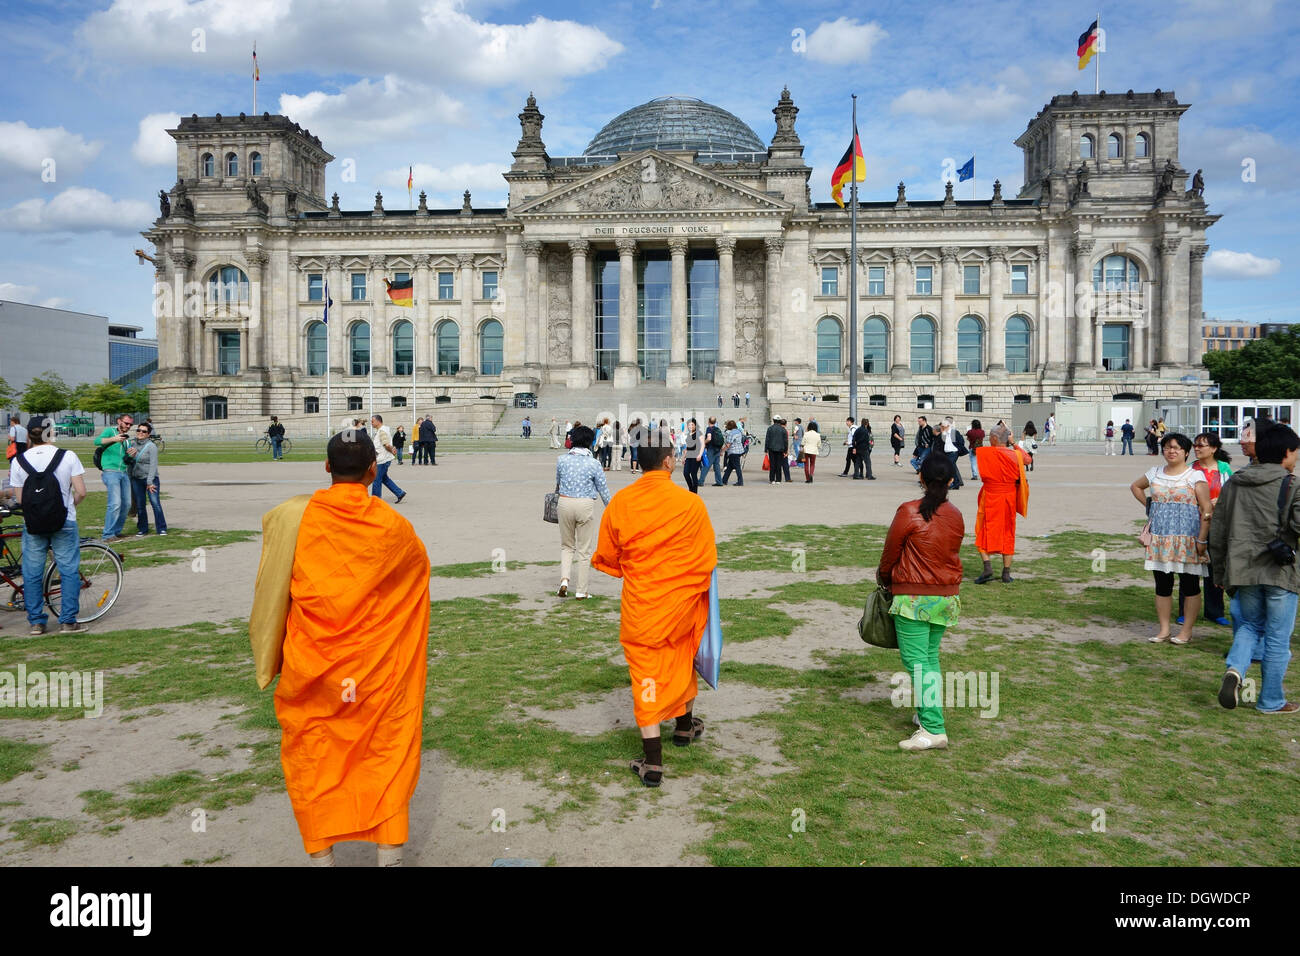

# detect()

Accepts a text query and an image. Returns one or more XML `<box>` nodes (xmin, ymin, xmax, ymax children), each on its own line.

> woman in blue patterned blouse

<box><xmin>556</xmin><ymin>425</ymin><xmax>612</xmax><ymax>599</ymax></box>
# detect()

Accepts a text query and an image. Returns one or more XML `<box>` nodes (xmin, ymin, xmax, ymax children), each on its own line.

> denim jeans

<box><xmin>1225</xmin><ymin>586</ymin><xmax>1296</xmax><ymax>712</ymax></box>
<box><xmin>371</xmin><ymin>461</ymin><xmax>404</xmax><ymax>499</ymax></box>
<box><xmin>1122</xmin><ymin>437</ymin><xmax>1134</xmax><ymax>455</ymax></box>
<box><xmin>101</xmin><ymin>470</ymin><xmax>130</xmax><ymax>539</ymax></box>
<box><xmin>130</xmin><ymin>476</ymin><xmax>167</xmax><ymax>534</ymax></box>
<box><xmin>969</xmin><ymin>449</ymin><xmax>980</xmax><ymax>480</ymax></box>
<box><xmin>270</xmin><ymin>435</ymin><xmax>283</xmax><ymax>460</ymax></box>
<box><xmin>709</xmin><ymin>451</ymin><xmax>724</xmax><ymax>484</ymax></box>
<box><xmin>22</xmin><ymin>518</ymin><xmax>80</xmax><ymax>626</ymax></box>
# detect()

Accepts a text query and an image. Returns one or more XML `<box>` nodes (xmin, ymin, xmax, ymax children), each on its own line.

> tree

<box><xmin>68</xmin><ymin>382</ymin><xmax>93</xmax><ymax>415</ymax></box>
<box><xmin>18</xmin><ymin>371</ymin><xmax>71</xmax><ymax>415</ymax></box>
<box><xmin>1203</xmin><ymin>326</ymin><xmax>1300</xmax><ymax>399</ymax></box>
<box><xmin>79</xmin><ymin>380</ymin><xmax>131</xmax><ymax>417</ymax></box>
<box><xmin>0</xmin><ymin>375</ymin><xmax>17</xmax><ymax>410</ymax></box>
<box><xmin>125</xmin><ymin>383</ymin><xmax>151</xmax><ymax>415</ymax></box>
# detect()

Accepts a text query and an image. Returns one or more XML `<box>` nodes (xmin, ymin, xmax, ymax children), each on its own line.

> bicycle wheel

<box><xmin>44</xmin><ymin>542</ymin><xmax>124</xmax><ymax>624</ymax></box>
<box><xmin>154</xmin><ymin>438</ymin><xmax>166</xmax><ymax>455</ymax></box>
<box><xmin>281</xmin><ymin>438</ymin><xmax>293</xmax><ymax>455</ymax></box>
<box><xmin>255</xmin><ymin>437</ymin><xmax>270</xmax><ymax>453</ymax></box>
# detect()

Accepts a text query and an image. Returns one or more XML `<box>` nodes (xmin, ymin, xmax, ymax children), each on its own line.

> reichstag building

<box><xmin>145</xmin><ymin>87</ymin><xmax>1217</xmax><ymax>423</ymax></box>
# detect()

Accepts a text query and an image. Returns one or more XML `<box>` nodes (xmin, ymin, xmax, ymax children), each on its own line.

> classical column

<box><xmin>523</xmin><ymin>240</ymin><xmax>543</xmax><ymax>371</ymax></box>
<box><xmin>987</xmin><ymin>246</ymin><xmax>1007</xmax><ymax>371</ymax></box>
<box><xmin>325</xmin><ymin>256</ymin><xmax>344</xmax><ymax>374</ymax></box>
<box><xmin>1042</xmin><ymin>244</ymin><xmax>1064</xmax><ymax>370</ymax></box>
<box><xmin>714</xmin><ymin>236</ymin><xmax>737</xmax><ymax>386</ymax></box>
<box><xmin>613</xmin><ymin>238</ymin><xmax>639</xmax><ymax>388</ymax></box>
<box><xmin>891</xmin><ymin>247</ymin><xmax>911</xmax><ymax>373</ymax></box>
<box><xmin>244</xmin><ymin>249</ymin><xmax>267</xmax><ymax>377</ymax></box>
<box><xmin>762</xmin><ymin>237</ymin><xmax>786</xmax><ymax>381</ymax></box>
<box><xmin>667</xmin><ymin>238</ymin><xmax>691</xmax><ymax>388</ymax></box>
<box><xmin>367</xmin><ymin>254</ymin><xmax>388</xmax><ymax>376</ymax></box>
<box><xmin>1188</xmin><ymin>244</ymin><xmax>1208</xmax><ymax>366</ymax></box>
<box><xmin>1070</xmin><ymin>237</ymin><xmax>1095</xmax><ymax>374</ymax></box>
<box><xmin>279</xmin><ymin>254</ymin><xmax>298</xmax><ymax>380</ymax></box>
<box><xmin>567</xmin><ymin>240</ymin><xmax>592</xmax><ymax>388</ymax></box>
<box><xmin>413</xmin><ymin>254</ymin><xmax>433</xmax><ymax>375</ymax></box>
<box><xmin>939</xmin><ymin>246</ymin><xmax>959</xmax><ymax>376</ymax></box>
<box><xmin>457</xmin><ymin>253</ymin><xmax>476</xmax><ymax>377</ymax></box>
<box><xmin>1158</xmin><ymin>237</ymin><xmax>1182</xmax><ymax>367</ymax></box>
<box><xmin>167</xmin><ymin>251</ymin><xmax>195</xmax><ymax>376</ymax></box>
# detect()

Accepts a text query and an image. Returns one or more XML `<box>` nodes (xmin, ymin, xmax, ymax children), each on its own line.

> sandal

<box><xmin>1148</xmin><ymin>633</ymin><xmax>1171</xmax><ymax>643</ymax></box>
<box><xmin>672</xmin><ymin>717</ymin><xmax>705</xmax><ymax>748</ymax></box>
<box><xmin>1170</xmin><ymin>635</ymin><xmax>1191</xmax><ymax>645</ymax></box>
<box><xmin>629</xmin><ymin>757</ymin><xmax>663</xmax><ymax>787</ymax></box>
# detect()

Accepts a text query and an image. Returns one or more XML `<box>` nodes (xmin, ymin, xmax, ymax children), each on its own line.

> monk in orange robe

<box><xmin>973</xmin><ymin>425</ymin><xmax>1029</xmax><ymax>584</ymax></box>
<box><xmin>250</xmin><ymin>429</ymin><xmax>430</xmax><ymax>866</ymax></box>
<box><xmin>592</xmin><ymin>426</ymin><xmax>717</xmax><ymax>787</ymax></box>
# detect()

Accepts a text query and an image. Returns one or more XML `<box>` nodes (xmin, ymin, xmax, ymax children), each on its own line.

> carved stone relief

<box><xmin>734</xmin><ymin>247</ymin><xmax>765</xmax><ymax>364</ymax></box>
<box><xmin>546</xmin><ymin>250</ymin><xmax>572</xmax><ymax>365</ymax></box>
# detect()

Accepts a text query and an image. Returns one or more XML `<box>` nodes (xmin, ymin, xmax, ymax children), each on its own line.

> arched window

<box><xmin>479</xmin><ymin>319</ymin><xmax>503</xmax><ymax>376</ymax></box>
<box><xmin>436</xmin><ymin>321</ymin><xmax>460</xmax><ymax>375</ymax></box>
<box><xmin>225</xmin><ymin>152</ymin><xmax>239</xmax><ymax>177</ymax></box>
<box><xmin>957</xmin><ymin>315</ymin><xmax>984</xmax><ymax>373</ymax></box>
<box><xmin>1093</xmin><ymin>254</ymin><xmax>1141</xmax><ymax>292</ymax></box>
<box><xmin>1107</xmin><ymin>133</ymin><xmax>1123</xmax><ymax>158</ymax></box>
<box><xmin>201</xmin><ymin>152</ymin><xmax>214</xmax><ymax>176</ymax></box>
<box><xmin>392</xmin><ymin>320</ymin><xmax>413</xmax><ymax>375</ymax></box>
<box><xmin>1136</xmin><ymin>132</ymin><xmax>1150</xmax><ymax>158</ymax></box>
<box><xmin>910</xmin><ymin>316</ymin><xmax>936</xmax><ymax>373</ymax></box>
<box><xmin>250</xmin><ymin>152</ymin><xmax>263</xmax><ymax>176</ymax></box>
<box><xmin>862</xmin><ymin>316</ymin><xmax>888</xmax><ymax>373</ymax></box>
<box><xmin>1080</xmin><ymin>134</ymin><xmax>1095</xmax><ymax>159</ymax></box>
<box><xmin>1005</xmin><ymin>315</ymin><xmax>1032</xmax><ymax>373</ymax></box>
<box><xmin>816</xmin><ymin>317</ymin><xmax>842</xmax><ymax>374</ymax></box>
<box><xmin>306</xmin><ymin>321</ymin><xmax>327</xmax><ymax>376</ymax></box>
<box><xmin>349</xmin><ymin>322</ymin><xmax>370</xmax><ymax>376</ymax></box>
<box><xmin>208</xmin><ymin>266</ymin><xmax>249</xmax><ymax>304</ymax></box>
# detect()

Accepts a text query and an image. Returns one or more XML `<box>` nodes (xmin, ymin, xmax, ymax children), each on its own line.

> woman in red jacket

<box><xmin>876</xmin><ymin>453</ymin><xmax>967</xmax><ymax>751</ymax></box>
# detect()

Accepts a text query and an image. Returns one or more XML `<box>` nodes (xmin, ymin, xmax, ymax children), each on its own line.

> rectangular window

<box><xmin>1101</xmin><ymin>324</ymin><xmax>1131</xmax><ymax>371</ymax></box>
<box><xmin>347</xmin><ymin>396</ymin><xmax>363</xmax><ymax>411</ymax></box>
<box><xmin>217</xmin><ymin>331</ymin><xmax>240</xmax><ymax>375</ymax></box>
<box><xmin>351</xmin><ymin>273</ymin><xmax>366</xmax><ymax>301</ymax></box>
<box><xmin>963</xmin><ymin>265</ymin><xmax>981</xmax><ymax>295</ymax></box>
<box><xmin>869</xmin><ymin>394</ymin><xmax>887</xmax><ymax>406</ymax></box>
<box><xmin>203</xmin><ymin>396</ymin><xmax>227</xmax><ymax>420</ymax></box>
<box><xmin>868</xmin><ymin>266</ymin><xmax>885</xmax><ymax>296</ymax></box>
<box><xmin>821</xmin><ymin>266</ymin><xmax>838</xmax><ymax>297</ymax></box>
<box><xmin>394</xmin><ymin>271</ymin><xmax>410</xmax><ymax>285</ymax></box>
<box><xmin>593</xmin><ymin>255</ymin><xmax>620</xmax><ymax>381</ymax></box>
<box><xmin>308</xmin><ymin>273</ymin><xmax>323</xmax><ymax>302</ymax></box>
<box><xmin>915</xmin><ymin>265</ymin><xmax>933</xmax><ymax>296</ymax></box>
<box><xmin>965</xmin><ymin>395</ymin><xmax>984</xmax><ymax>413</ymax></box>
<box><xmin>1010</xmin><ymin>264</ymin><xmax>1029</xmax><ymax>295</ymax></box>
<box><xmin>304</xmin><ymin>396</ymin><xmax>319</xmax><ymax>414</ymax></box>
<box><xmin>438</xmin><ymin>272</ymin><xmax>455</xmax><ymax>300</ymax></box>
<box><xmin>482</xmin><ymin>271</ymin><xmax>498</xmax><ymax>300</ymax></box>
<box><xmin>391</xmin><ymin>395</ymin><xmax>407</xmax><ymax>408</ymax></box>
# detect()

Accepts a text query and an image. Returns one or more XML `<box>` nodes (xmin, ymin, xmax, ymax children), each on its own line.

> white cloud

<box><xmin>1181</xmin><ymin>125</ymin><xmax>1300</xmax><ymax>193</ymax></box>
<box><xmin>0</xmin><ymin>282</ymin><xmax>40</xmax><ymax>303</ymax></box>
<box><xmin>0</xmin><ymin>121</ymin><xmax>103</xmax><ymax>175</ymax></box>
<box><xmin>390</xmin><ymin>162</ymin><xmax>506</xmax><ymax>194</ymax></box>
<box><xmin>132</xmin><ymin>113</ymin><xmax>182</xmax><ymax>165</ymax></box>
<box><xmin>1205</xmin><ymin>249</ymin><xmax>1282</xmax><ymax>279</ymax></box>
<box><xmin>0</xmin><ymin>187</ymin><xmax>154</xmax><ymax>234</ymax></box>
<box><xmin>804</xmin><ymin>18</ymin><xmax>886</xmax><ymax>65</ymax></box>
<box><xmin>891</xmin><ymin>84</ymin><xmax>1026</xmax><ymax>125</ymax></box>
<box><xmin>280</xmin><ymin>76</ymin><xmax>466</xmax><ymax>148</ymax></box>
<box><xmin>77</xmin><ymin>0</ymin><xmax>622</xmax><ymax>88</ymax></box>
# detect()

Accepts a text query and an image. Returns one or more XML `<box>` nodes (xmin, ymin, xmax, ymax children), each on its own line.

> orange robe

<box><xmin>272</xmin><ymin>481</ymin><xmax>431</xmax><ymax>853</ymax></box>
<box><xmin>974</xmin><ymin>446</ymin><xmax>1029</xmax><ymax>555</ymax></box>
<box><xmin>592</xmin><ymin>470</ymin><xmax>717</xmax><ymax>727</ymax></box>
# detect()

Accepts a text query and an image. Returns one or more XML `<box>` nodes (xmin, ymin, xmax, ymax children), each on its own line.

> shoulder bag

<box><xmin>857</xmin><ymin>583</ymin><xmax>898</xmax><ymax>649</ymax></box>
<box><xmin>543</xmin><ymin>475</ymin><xmax>561</xmax><ymax>524</ymax></box>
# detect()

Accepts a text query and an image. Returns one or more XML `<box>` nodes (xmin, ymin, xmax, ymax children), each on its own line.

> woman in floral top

<box><xmin>1130</xmin><ymin>433</ymin><xmax>1211</xmax><ymax>645</ymax></box>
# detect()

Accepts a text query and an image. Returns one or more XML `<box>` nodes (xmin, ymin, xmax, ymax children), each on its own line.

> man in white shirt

<box><xmin>941</xmin><ymin>418</ymin><xmax>964</xmax><ymax>490</ymax></box>
<box><xmin>369</xmin><ymin>415</ymin><xmax>406</xmax><ymax>503</ymax></box>
<box><xmin>839</xmin><ymin>417</ymin><xmax>857</xmax><ymax>477</ymax></box>
<box><xmin>8</xmin><ymin>416</ymin><xmax>88</xmax><ymax>635</ymax></box>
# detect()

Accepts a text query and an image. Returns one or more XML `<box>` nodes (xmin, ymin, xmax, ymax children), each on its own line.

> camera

<box><xmin>1264</xmin><ymin>537</ymin><xmax>1296</xmax><ymax>566</ymax></box>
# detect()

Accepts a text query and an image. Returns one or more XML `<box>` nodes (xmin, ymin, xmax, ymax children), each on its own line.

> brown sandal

<box><xmin>672</xmin><ymin>717</ymin><xmax>705</xmax><ymax>748</ymax></box>
<box><xmin>629</xmin><ymin>758</ymin><xmax>663</xmax><ymax>787</ymax></box>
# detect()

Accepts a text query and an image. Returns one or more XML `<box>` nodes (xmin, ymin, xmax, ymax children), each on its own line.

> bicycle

<box><xmin>0</xmin><ymin>507</ymin><xmax>125</xmax><ymax>624</ymax></box>
<box><xmin>255</xmin><ymin>433</ymin><xmax>293</xmax><ymax>455</ymax></box>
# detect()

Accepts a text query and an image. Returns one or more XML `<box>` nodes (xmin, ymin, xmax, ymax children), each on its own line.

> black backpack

<box><xmin>16</xmin><ymin>449</ymin><xmax>68</xmax><ymax>535</ymax></box>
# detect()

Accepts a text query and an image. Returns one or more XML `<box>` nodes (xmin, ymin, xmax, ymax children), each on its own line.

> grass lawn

<box><xmin>1</xmin><ymin>522</ymin><xmax>1297</xmax><ymax>863</ymax></box>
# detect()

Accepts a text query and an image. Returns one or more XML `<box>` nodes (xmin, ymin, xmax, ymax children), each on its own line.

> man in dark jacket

<box><xmin>705</xmin><ymin>417</ymin><xmax>726</xmax><ymax>486</ymax></box>
<box><xmin>1211</xmin><ymin>422</ymin><xmax>1300</xmax><ymax>714</ymax></box>
<box><xmin>912</xmin><ymin>416</ymin><xmax>935</xmax><ymax>472</ymax></box>
<box><xmin>418</xmin><ymin>417</ymin><xmax>437</xmax><ymax>465</ymax></box>
<box><xmin>852</xmin><ymin>419</ymin><xmax>874</xmax><ymax>479</ymax></box>
<box><xmin>764</xmin><ymin>417</ymin><xmax>790</xmax><ymax>484</ymax></box>
<box><xmin>268</xmin><ymin>416</ymin><xmax>286</xmax><ymax>461</ymax></box>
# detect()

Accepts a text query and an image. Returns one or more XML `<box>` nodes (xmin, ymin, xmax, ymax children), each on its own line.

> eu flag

<box><xmin>323</xmin><ymin>281</ymin><xmax>333</xmax><ymax>324</ymax></box>
<box><xmin>957</xmin><ymin>157</ymin><xmax>975</xmax><ymax>182</ymax></box>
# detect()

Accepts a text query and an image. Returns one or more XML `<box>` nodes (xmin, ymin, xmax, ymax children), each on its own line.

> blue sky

<box><xmin>1</xmin><ymin>0</ymin><xmax>1296</xmax><ymax>335</ymax></box>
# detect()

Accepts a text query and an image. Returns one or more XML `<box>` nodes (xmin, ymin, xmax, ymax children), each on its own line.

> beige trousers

<box><xmin>558</xmin><ymin>496</ymin><xmax>597</xmax><ymax>593</ymax></box>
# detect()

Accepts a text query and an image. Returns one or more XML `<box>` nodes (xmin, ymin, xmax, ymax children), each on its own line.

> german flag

<box><xmin>385</xmin><ymin>277</ymin><xmax>413</xmax><ymax>308</ymax></box>
<box><xmin>831</xmin><ymin>125</ymin><xmax>866</xmax><ymax>208</ymax></box>
<box><xmin>1077</xmin><ymin>19</ymin><xmax>1100</xmax><ymax>70</ymax></box>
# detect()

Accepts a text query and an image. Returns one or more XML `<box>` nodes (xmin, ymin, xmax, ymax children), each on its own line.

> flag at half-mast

<box><xmin>1077</xmin><ymin>20</ymin><xmax>1100</xmax><ymax>70</ymax></box>
<box><xmin>831</xmin><ymin>125</ymin><xmax>866</xmax><ymax>208</ymax></box>
<box><xmin>385</xmin><ymin>277</ymin><xmax>413</xmax><ymax>308</ymax></box>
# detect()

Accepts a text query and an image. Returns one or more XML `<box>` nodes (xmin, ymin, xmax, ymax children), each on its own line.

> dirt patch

<box><xmin>727</xmin><ymin>601</ymin><xmax>865</xmax><ymax>670</ymax></box>
<box><xmin>521</xmin><ymin>683</ymin><xmax>794</xmax><ymax>736</ymax></box>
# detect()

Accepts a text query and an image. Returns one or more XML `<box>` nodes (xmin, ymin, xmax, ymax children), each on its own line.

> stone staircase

<box><xmin>489</xmin><ymin>383</ymin><xmax>769</xmax><ymax>437</ymax></box>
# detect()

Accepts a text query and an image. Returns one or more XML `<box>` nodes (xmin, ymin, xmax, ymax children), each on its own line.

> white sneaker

<box><xmin>899</xmin><ymin>728</ymin><xmax>949</xmax><ymax>751</ymax></box>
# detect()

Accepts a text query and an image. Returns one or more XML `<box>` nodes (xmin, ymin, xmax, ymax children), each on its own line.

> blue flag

<box><xmin>322</xmin><ymin>281</ymin><xmax>333</xmax><ymax>324</ymax></box>
<box><xmin>957</xmin><ymin>156</ymin><xmax>975</xmax><ymax>182</ymax></box>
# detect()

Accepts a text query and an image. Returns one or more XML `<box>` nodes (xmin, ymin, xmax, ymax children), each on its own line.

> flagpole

<box><xmin>368</xmin><ymin>297</ymin><xmax>374</xmax><ymax>419</ymax></box>
<box><xmin>252</xmin><ymin>42</ymin><xmax>257</xmax><ymax>114</ymax></box>
<box><xmin>973</xmin><ymin>151</ymin><xmax>977</xmax><ymax>200</ymax></box>
<box><xmin>1095</xmin><ymin>13</ymin><xmax>1101</xmax><ymax>94</ymax></box>
<box><xmin>324</xmin><ymin>280</ymin><xmax>331</xmax><ymax>439</ymax></box>
<box><xmin>848</xmin><ymin>94</ymin><xmax>859</xmax><ymax>424</ymax></box>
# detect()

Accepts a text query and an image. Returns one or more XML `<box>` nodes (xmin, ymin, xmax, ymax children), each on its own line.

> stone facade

<box><xmin>144</xmin><ymin>90</ymin><xmax>1218</xmax><ymax>425</ymax></box>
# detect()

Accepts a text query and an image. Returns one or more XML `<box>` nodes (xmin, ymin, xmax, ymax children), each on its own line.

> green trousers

<box><xmin>894</xmin><ymin>615</ymin><xmax>946</xmax><ymax>735</ymax></box>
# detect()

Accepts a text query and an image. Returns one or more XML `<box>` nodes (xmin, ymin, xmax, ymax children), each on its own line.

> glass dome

<box><xmin>584</xmin><ymin>96</ymin><xmax>765</xmax><ymax>158</ymax></box>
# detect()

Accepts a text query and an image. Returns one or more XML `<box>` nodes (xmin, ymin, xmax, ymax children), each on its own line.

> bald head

<box><xmin>989</xmin><ymin>425</ymin><xmax>1012</xmax><ymax>446</ymax></box>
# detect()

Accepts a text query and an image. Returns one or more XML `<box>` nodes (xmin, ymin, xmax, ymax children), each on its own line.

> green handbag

<box><xmin>857</xmin><ymin>584</ymin><xmax>898</xmax><ymax>649</ymax></box>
